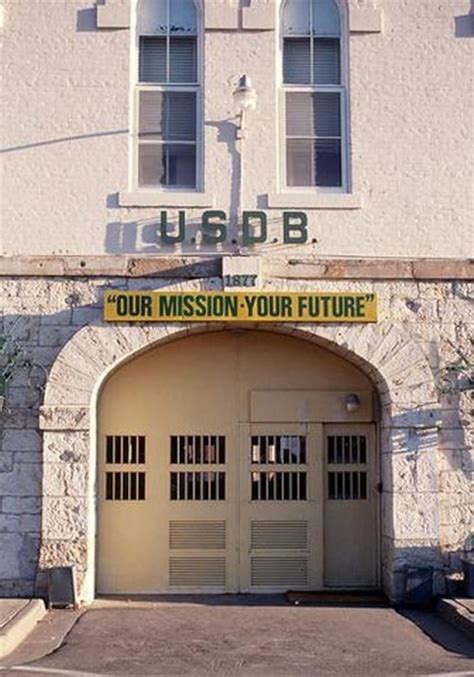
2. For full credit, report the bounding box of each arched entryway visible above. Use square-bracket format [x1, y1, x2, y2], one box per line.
[97, 330, 379, 594]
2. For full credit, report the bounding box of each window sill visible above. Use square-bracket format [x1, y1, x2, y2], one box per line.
[266, 193, 363, 210]
[118, 191, 215, 208]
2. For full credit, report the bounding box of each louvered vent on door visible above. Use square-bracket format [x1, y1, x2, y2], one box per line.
[251, 557, 308, 586]
[169, 557, 226, 586]
[251, 521, 308, 550]
[169, 521, 226, 550]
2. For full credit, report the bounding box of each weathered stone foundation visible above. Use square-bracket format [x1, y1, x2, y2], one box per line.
[0, 259, 472, 602]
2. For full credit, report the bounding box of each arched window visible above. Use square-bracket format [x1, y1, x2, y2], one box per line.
[282, 0, 347, 190]
[135, 0, 200, 190]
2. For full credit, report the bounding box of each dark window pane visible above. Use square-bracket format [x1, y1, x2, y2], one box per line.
[170, 472, 177, 500]
[138, 437, 146, 464]
[315, 139, 342, 186]
[114, 473, 121, 500]
[352, 471, 359, 499]
[122, 437, 129, 464]
[138, 472, 146, 500]
[130, 472, 137, 500]
[106, 472, 113, 500]
[168, 93, 196, 140]
[140, 36, 166, 83]
[360, 472, 367, 499]
[114, 437, 121, 464]
[299, 472, 307, 500]
[313, 38, 340, 84]
[283, 38, 311, 84]
[139, 92, 196, 142]
[122, 472, 129, 500]
[299, 437, 306, 464]
[328, 436, 334, 464]
[218, 437, 226, 464]
[106, 437, 113, 464]
[171, 436, 177, 464]
[169, 37, 197, 83]
[130, 436, 137, 464]
[314, 92, 341, 137]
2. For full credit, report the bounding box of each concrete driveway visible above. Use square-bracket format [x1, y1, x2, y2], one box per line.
[2, 596, 474, 676]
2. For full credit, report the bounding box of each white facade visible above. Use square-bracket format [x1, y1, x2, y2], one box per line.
[1, 0, 473, 257]
[0, 0, 473, 603]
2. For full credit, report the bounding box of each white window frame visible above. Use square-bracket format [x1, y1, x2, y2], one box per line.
[278, 0, 351, 194]
[130, 0, 204, 194]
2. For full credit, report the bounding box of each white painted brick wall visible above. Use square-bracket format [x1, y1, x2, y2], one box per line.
[1, 0, 473, 257]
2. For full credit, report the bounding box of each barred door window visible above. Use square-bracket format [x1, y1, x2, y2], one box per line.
[282, 0, 347, 189]
[136, 0, 199, 189]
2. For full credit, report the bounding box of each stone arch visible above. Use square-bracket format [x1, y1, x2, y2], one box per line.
[39, 321, 440, 602]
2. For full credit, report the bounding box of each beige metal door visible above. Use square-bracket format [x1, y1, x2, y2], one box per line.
[97, 334, 239, 594]
[97, 331, 378, 594]
[239, 423, 323, 591]
[323, 424, 378, 587]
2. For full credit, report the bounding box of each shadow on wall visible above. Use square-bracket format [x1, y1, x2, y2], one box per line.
[0, 296, 472, 599]
[105, 118, 243, 255]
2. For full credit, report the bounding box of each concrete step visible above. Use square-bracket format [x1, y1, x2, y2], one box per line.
[436, 597, 474, 640]
[0, 599, 47, 659]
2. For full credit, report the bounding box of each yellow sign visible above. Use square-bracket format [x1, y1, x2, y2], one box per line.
[104, 291, 377, 323]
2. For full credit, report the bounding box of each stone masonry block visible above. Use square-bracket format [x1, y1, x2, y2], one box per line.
[0, 513, 40, 533]
[43, 463, 88, 498]
[39, 538, 88, 571]
[0, 453, 14, 473]
[382, 450, 439, 494]
[0, 534, 39, 579]
[392, 493, 440, 540]
[43, 431, 90, 464]
[2, 429, 42, 452]
[38, 325, 77, 347]
[43, 497, 88, 540]
[39, 406, 90, 431]
[0, 463, 42, 497]
[2, 497, 42, 514]
[71, 306, 103, 326]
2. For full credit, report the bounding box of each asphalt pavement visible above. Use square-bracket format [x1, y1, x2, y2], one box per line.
[1, 595, 473, 676]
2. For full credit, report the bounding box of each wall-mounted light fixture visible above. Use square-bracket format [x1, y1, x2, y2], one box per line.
[345, 393, 361, 413]
[232, 75, 257, 138]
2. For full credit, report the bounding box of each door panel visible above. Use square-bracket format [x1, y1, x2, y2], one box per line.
[323, 424, 378, 587]
[239, 423, 323, 592]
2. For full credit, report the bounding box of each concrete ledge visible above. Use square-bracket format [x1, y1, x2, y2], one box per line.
[0, 600, 47, 659]
[350, 8, 382, 34]
[96, 1, 130, 29]
[242, 5, 275, 31]
[118, 191, 215, 208]
[264, 258, 474, 281]
[0, 256, 221, 278]
[205, 3, 238, 30]
[0, 256, 472, 280]
[436, 598, 474, 640]
[266, 192, 362, 209]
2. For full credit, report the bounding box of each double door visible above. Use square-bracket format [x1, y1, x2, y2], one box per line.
[97, 421, 377, 593]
